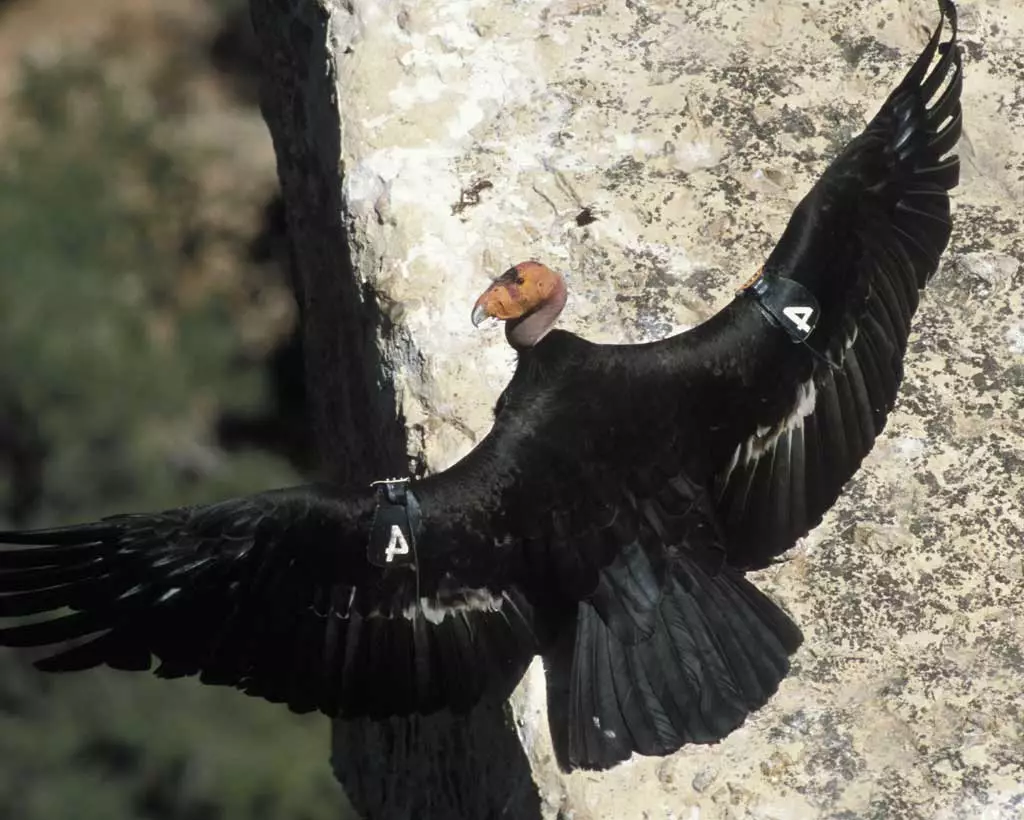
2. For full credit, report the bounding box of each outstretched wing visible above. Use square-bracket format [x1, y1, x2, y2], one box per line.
[652, 0, 962, 568]
[0, 485, 539, 719]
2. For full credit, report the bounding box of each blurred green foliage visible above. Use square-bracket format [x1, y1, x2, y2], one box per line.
[0, 57, 294, 522]
[0, 42, 349, 820]
[0, 656, 344, 820]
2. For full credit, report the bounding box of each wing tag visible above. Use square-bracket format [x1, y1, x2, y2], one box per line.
[744, 273, 821, 343]
[367, 478, 421, 570]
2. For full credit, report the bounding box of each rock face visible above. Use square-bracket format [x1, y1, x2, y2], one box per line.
[295, 0, 1022, 816]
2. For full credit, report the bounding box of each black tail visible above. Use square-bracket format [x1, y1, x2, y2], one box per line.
[544, 562, 802, 771]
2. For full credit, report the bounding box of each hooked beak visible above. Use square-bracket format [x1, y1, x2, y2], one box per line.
[471, 265, 536, 328]
[471, 301, 490, 327]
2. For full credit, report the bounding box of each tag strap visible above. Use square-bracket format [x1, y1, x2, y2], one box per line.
[744, 271, 821, 344]
[366, 477, 422, 570]
[742, 270, 844, 371]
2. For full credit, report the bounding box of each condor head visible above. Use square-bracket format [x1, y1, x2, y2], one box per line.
[471, 261, 567, 349]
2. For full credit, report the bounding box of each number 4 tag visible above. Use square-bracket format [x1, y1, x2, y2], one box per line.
[782, 305, 815, 335]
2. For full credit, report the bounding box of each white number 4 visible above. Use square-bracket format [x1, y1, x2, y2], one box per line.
[782, 305, 815, 334]
[384, 525, 411, 563]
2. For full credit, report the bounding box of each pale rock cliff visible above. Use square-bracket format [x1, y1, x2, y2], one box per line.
[296, 0, 1022, 816]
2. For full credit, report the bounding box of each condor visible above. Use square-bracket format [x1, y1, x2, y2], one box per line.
[0, 0, 961, 772]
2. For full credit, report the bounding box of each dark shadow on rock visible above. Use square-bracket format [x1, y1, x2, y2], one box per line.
[331, 701, 543, 820]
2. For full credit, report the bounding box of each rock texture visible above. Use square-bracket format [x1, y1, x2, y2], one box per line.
[274, 0, 1023, 817]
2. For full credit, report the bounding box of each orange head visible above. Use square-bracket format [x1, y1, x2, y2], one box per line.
[471, 261, 565, 327]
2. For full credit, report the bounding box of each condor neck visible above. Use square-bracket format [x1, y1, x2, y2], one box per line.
[505, 277, 568, 350]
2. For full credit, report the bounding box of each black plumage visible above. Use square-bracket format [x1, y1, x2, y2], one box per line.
[0, 0, 961, 772]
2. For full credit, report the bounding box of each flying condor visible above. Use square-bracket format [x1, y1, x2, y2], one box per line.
[0, 1, 961, 772]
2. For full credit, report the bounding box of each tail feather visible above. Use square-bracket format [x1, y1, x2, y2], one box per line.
[587, 616, 634, 762]
[548, 566, 802, 771]
[705, 569, 799, 688]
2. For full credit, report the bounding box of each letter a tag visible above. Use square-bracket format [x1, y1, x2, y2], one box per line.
[367, 480, 419, 569]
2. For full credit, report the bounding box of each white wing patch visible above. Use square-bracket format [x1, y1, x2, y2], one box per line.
[362, 582, 519, 625]
[401, 587, 508, 625]
[716, 322, 864, 500]
[719, 378, 818, 491]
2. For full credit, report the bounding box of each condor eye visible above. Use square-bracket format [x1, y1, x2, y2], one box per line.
[515, 276, 525, 285]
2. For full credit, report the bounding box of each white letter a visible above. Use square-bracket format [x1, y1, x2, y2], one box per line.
[384, 525, 410, 563]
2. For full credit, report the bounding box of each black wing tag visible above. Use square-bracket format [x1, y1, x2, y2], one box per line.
[744, 271, 820, 343]
[367, 478, 421, 570]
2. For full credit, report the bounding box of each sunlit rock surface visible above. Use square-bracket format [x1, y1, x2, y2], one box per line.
[331, 0, 1023, 816]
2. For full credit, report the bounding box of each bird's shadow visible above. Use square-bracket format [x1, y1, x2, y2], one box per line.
[332, 702, 543, 820]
